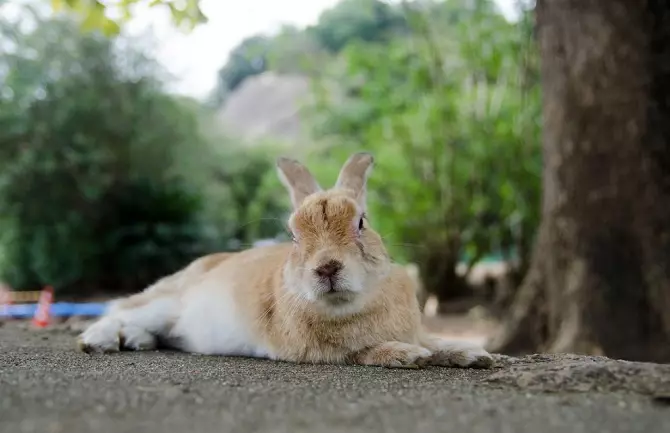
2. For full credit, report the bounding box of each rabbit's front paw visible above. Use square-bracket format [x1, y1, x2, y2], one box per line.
[426, 339, 494, 369]
[77, 317, 121, 353]
[355, 341, 432, 369]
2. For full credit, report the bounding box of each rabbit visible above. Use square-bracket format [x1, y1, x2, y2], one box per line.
[77, 152, 494, 369]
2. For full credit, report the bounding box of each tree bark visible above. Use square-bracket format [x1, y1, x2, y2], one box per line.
[487, 0, 670, 362]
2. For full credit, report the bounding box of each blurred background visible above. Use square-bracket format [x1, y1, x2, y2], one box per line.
[1, 0, 667, 363]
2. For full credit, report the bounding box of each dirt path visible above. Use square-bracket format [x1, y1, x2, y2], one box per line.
[1, 322, 668, 433]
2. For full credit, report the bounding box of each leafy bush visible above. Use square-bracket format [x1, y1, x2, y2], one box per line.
[305, 0, 541, 303]
[93, 177, 215, 294]
[0, 13, 225, 296]
[205, 144, 292, 248]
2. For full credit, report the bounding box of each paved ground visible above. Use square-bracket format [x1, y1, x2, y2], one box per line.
[1, 322, 669, 433]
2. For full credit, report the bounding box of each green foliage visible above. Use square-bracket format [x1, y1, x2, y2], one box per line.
[0, 0, 543, 303]
[213, 35, 271, 105]
[203, 144, 290, 248]
[0, 10, 286, 296]
[264, 25, 328, 76]
[93, 177, 213, 293]
[210, 0, 408, 106]
[308, 0, 408, 53]
[305, 0, 541, 296]
[50, 0, 207, 35]
[206, 0, 541, 298]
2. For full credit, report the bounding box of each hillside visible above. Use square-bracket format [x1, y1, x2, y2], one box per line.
[216, 72, 314, 145]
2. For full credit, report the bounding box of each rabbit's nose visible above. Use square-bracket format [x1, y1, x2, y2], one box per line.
[314, 260, 343, 279]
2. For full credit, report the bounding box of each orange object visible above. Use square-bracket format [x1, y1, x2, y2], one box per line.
[32, 286, 54, 328]
[0, 284, 12, 316]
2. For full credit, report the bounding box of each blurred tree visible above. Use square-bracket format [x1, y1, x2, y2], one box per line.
[93, 177, 211, 294]
[265, 25, 328, 76]
[208, 144, 289, 247]
[307, 0, 541, 310]
[209, 0, 411, 106]
[314, 1, 541, 310]
[487, 0, 670, 363]
[212, 35, 271, 106]
[308, 0, 408, 53]
[0, 11, 217, 296]
[49, 0, 207, 35]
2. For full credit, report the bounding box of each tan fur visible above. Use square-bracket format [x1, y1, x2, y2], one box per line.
[78, 152, 494, 369]
[163, 240, 420, 364]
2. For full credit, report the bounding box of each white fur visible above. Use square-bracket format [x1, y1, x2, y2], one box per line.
[79, 283, 272, 358]
[112, 297, 179, 334]
[169, 282, 270, 357]
[79, 297, 180, 352]
[121, 324, 157, 350]
[78, 317, 122, 352]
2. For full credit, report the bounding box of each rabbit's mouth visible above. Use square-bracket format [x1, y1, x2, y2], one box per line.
[315, 278, 355, 302]
[322, 290, 355, 306]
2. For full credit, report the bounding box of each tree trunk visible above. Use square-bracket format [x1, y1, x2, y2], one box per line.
[487, 0, 670, 362]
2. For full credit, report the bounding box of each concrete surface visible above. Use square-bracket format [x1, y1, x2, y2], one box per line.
[1, 322, 669, 433]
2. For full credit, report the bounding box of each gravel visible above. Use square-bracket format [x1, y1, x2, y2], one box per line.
[1, 322, 669, 433]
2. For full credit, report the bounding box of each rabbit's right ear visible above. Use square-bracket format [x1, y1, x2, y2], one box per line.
[276, 157, 322, 209]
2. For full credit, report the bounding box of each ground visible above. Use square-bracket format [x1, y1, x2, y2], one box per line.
[1, 321, 669, 433]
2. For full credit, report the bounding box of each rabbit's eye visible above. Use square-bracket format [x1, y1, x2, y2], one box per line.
[358, 215, 365, 232]
[286, 225, 298, 243]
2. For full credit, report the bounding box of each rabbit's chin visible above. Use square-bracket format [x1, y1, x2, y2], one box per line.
[312, 292, 370, 317]
[319, 290, 357, 306]
[295, 284, 371, 317]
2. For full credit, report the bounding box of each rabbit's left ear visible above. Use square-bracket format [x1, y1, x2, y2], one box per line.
[276, 157, 322, 209]
[334, 152, 374, 211]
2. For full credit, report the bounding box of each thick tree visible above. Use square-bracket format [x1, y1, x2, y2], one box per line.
[487, 0, 670, 362]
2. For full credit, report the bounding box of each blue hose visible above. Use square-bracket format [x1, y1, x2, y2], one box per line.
[0, 302, 109, 319]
